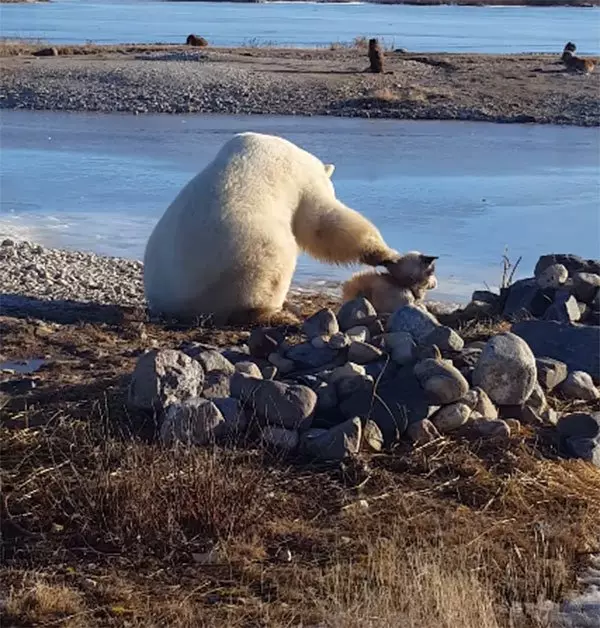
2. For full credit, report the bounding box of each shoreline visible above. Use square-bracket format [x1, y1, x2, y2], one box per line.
[2, 0, 599, 5]
[1, 44, 599, 126]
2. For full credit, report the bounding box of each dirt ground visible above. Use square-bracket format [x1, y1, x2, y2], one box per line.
[1, 293, 600, 627]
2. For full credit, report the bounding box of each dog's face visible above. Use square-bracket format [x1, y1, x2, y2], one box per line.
[384, 251, 438, 288]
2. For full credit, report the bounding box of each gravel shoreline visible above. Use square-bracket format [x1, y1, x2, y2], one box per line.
[1, 45, 599, 126]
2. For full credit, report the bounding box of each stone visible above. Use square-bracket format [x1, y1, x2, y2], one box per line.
[230, 372, 262, 400]
[557, 412, 600, 440]
[329, 362, 367, 384]
[346, 326, 370, 343]
[262, 365, 277, 380]
[383, 332, 417, 366]
[268, 352, 295, 374]
[340, 370, 429, 445]
[311, 336, 329, 349]
[453, 347, 482, 371]
[213, 397, 248, 434]
[430, 402, 472, 433]
[534, 254, 600, 279]
[559, 371, 600, 401]
[363, 420, 384, 452]
[512, 320, 600, 382]
[422, 326, 464, 353]
[221, 346, 251, 364]
[33, 47, 59, 57]
[302, 308, 339, 339]
[235, 361, 263, 378]
[499, 404, 542, 426]
[414, 358, 469, 405]
[472, 332, 537, 405]
[387, 305, 439, 343]
[337, 298, 377, 331]
[248, 327, 283, 358]
[285, 342, 338, 369]
[348, 341, 383, 364]
[472, 290, 501, 306]
[336, 374, 374, 400]
[202, 371, 231, 399]
[250, 380, 317, 430]
[463, 300, 496, 318]
[128, 349, 204, 411]
[261, 426, 299, 451]
[565, 438, 600, 467]
[160, 398, 225, 446]
[470, 418, 511, 439]
[461, 389, 480, 410]
[328, 332, 351, 349]
[544, 295, 581, 323]
[405, 419, 441, 444]
[415, 344, 442, 361]
[301, 417, 361, 461]
[536, 263, 568, 289]
[501, 278, 552, 320]
[573, 272, 600, 304]
[536, 357, 568, 391]
[186, 348, 235, 376]
[315, 381, 338, 411]
[527, 381, 548, 413]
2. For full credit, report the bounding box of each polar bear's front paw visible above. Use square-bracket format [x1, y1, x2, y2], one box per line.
[360, 249, 400, 268]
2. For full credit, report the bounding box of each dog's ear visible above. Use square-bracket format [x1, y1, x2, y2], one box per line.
[420, 255, 438, 267]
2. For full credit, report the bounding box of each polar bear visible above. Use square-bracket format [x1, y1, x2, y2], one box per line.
[143, 132, 401, 324]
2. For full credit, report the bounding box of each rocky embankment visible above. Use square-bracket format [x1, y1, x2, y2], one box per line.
[1, 45, 599, 126]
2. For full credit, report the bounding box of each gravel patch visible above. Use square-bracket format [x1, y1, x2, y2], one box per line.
[1, 47, 598, 125]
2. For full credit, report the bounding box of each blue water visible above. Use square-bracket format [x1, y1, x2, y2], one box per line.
[1, 110, 598, 301]
[1, 0, 599, 53]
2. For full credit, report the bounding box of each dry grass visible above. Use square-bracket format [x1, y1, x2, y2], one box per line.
[1, 306, 599, 627]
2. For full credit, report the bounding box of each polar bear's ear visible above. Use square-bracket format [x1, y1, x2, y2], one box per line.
[324, 164, 335, 178]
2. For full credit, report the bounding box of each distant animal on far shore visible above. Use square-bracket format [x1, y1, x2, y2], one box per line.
[561, 42, 596, 74]
[186, 34, 208, 47]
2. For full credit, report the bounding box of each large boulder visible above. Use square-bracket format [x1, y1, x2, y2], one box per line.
[573, 272, 600, 304]
[413, 358, 469, 405]
[160, 398, 225, 446]
[387, 305, 439, 343]
[472, 333, 537, 405]
[512, 320, 600, 382]
[129, 349, 204, 411]
[501, 278, 552, 320]
[301, 417, 361, 461]
[534, 254, 600, 278]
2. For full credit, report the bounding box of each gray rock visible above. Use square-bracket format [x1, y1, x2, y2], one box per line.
[315, 381, 338, 411]
[414, 358, 470, 405]
[536, 263, 568, 289]
[336, 374, 374, 400]
[328, 332, 351, 349]
[346, 326, 370, 343]
[534, 254, 600, 278]
[261, 426, 299, 451]
[249, 327, 283, 358]
[422, 326, 464, 352]
[129, 349, 204, 411]
[301, 417, 361, 461]
[573, 272, 600, 304]
[363, 420, 384, 452]
[536, 357, 568, 391]
[453, 347, 482, 371]
[430, 402, 472, 433]
[559, 371, 600, 401]
[329, 362, 366, 384]
[311, 336, 329, 349]
[512, 320, 600, 382]
[565, 437, 600, 467]
[527, 381, 548, 413]
[268, 352, 295, 374]
[187, 348, 235, 376]
[544, 295, 581, 323]
[473, 332, 537, 405]
[340, 370, 428, 445]
[221, 345, 251, 364]
[337, 297, 377, 331]
[405, 418, 441, 444]
[302, 308, 339, 339]
[229, 372, 262, 400]
[262, 365, 277, 380]
[472, 290, 500, 306]
[252, 380, 317, 429]
[160, 398, 225, 446]
[383, 331, 417, 366]
[557, 412, 600, 440]
[501, 278, 552, 320]
[348, 341, 383, 364]
[286, 342, 338, 369]
[202, 370, 231, 399]
[470, 418, 511, 439]
[213, 397, 248, 435]
[387, 305, 439, 343]
[235, 361, 263, 378]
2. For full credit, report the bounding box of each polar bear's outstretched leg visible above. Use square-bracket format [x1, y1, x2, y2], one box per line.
[292, 198, 399, 268]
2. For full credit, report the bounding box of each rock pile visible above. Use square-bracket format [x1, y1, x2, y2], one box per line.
[128, 255, 600, 467]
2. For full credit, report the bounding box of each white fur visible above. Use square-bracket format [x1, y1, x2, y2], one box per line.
[143, 132, 396, 321]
